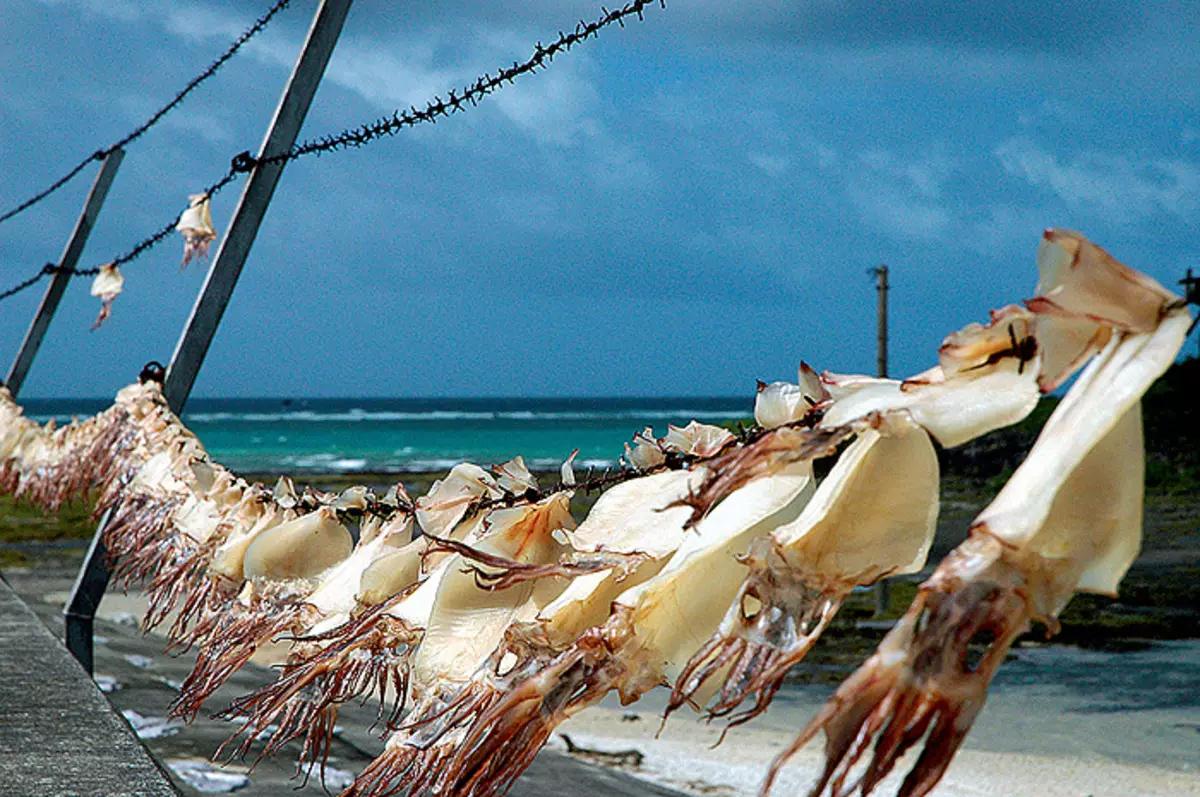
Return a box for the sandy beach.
[557,656,1200,797]
[6,558,1197,797]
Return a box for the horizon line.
[20,393,757,403]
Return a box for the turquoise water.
[24,397,751,474]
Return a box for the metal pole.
[64,0,352,672]
[870,265,889,616]
[6,149,124,397]
[63,510,112,676]
[163,0,353,415]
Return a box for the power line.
[0,0,664,305]
[0,0,295,227]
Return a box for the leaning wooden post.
[64,0,352,673]
[5,149,124,397]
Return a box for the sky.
[0,0,1197,399]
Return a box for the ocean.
[22,397,751,474]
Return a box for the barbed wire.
[262,0,664,164]
[0,264,62,303]
[0,0,294,227]
[0,171,244,303]
[0,0,663,305]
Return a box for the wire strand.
[0,0,663,304]
[264,0,663,164]
[0,0,294,227]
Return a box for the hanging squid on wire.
[342,402,829,796]
[166,487,422,721]
[0,228,1192,797]
[214,463,515,769]
[345,458,581,797]
[383,308,1048,795]
[667,303,1045,727]
[763,229,1192,797]
[176,193,216,268]
[89,263,124,330]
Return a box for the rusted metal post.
[6,149,124,396]
[869,265,890,616]
[65,0,352,673]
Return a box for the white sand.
[557,704,1200,797]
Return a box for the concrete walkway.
[0,573,177,797]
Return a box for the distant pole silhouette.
[1182,268,1199,357]
[869,265,889,616]
[871,265,889,378]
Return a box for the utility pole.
[869,265,889,616]
[871,265,889,378]
[1182,268,1199,358]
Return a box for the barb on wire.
[0,169,242,304]
[0,264,58,303]
[0,0,294,227]
[0,157,104,228]
[0,0,664,305]
[263,0,664,166]
[0,259,107,302]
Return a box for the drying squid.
[765,231,1192,797]
[390,446,826,797]
[168,504,357,719]
[343,428,731,794]
[89,263,124,330]
[216,506,417,769]
[1,226,1192,797]
[345,463,578,797]
[176,193,216,268]
[217,461,527,770]
[669,416,938,728]
[1027,228,1181,391]
[669,304,1047,725]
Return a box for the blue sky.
[1,0,1196,399]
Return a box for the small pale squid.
[176,193,216,268]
